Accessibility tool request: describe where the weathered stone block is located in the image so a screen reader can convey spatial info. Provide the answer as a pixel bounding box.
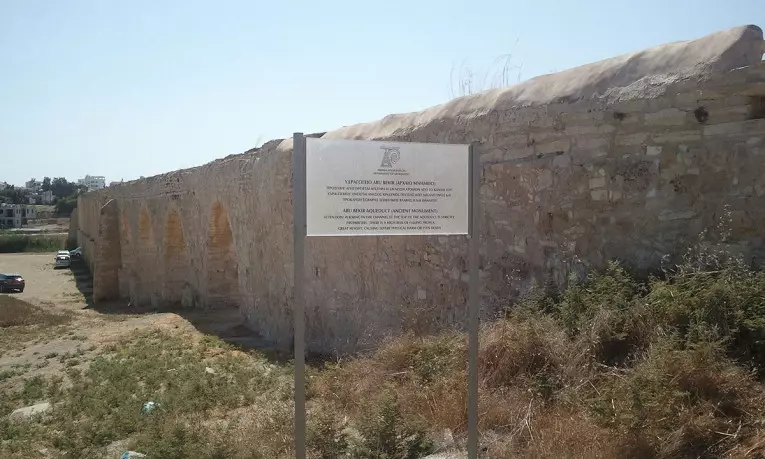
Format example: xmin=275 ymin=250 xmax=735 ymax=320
xmin=537 ymin=169 xmax=554 ymax=190
xmin=645 ymin=108 xmax=688 ymax=126
xmin=575 ymin=137 xmax=610 ymax=150
xmin=534 ymin=139 xmax=571 ymax=155
xmin=589 ymin=177 xmax=607 ymax=189
xmin=616 ymin=132 xmax=650 ymax=146
xmin=704 ymin=121 xmax=746 ymax=136
xmin=646 ymin=146 xmax=663 ymax=156
xmin=653 ymin=130 xmax=702 ymax=143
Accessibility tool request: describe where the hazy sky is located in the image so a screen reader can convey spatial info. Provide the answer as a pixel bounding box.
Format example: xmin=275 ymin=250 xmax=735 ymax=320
xmin=1 ymin=1 xmax=763 ymax=186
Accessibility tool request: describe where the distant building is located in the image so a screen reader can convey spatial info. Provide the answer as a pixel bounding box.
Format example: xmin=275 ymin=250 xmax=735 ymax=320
xmin=77 ymin=175 xmax=106 ymax=191
xmin=0 ymin=204 xmax=36 ymax=228
xmin=41 ymin=190 xmax=54 ymax=204
xmin=25 ymin=178 xmax=42 ymax=191
xmin=108 ymin=180 xmax=124 ymax=187
xmin=0 ymin=181 xmax=8 ymax=190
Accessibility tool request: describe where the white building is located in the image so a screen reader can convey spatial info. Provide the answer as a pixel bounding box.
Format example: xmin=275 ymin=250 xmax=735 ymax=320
xmin=25 ymin=178 xmax=42 ymax=191
xmin=0 ymin=204 xmax=36 ymax=228
xmin=77 ymin=175 xmax=106 ymax=191
xmin=41 ymin=190 xmax=54 ymax=204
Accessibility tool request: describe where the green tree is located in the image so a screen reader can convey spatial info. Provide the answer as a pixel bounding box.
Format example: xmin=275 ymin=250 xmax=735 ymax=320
xmin=42 ymin=177 xmax=51 ymax=192
xmin=50 ymin=177 xmax=76 ymax=198
xmin=0 ymin=185 xmax=29 ymax=204
xmin=54 ymin=195 xmax=78 ymax=216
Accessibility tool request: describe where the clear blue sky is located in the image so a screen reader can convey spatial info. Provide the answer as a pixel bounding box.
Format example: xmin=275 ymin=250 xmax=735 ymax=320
xmin=1 ymin=1 xmax=762 ymax=186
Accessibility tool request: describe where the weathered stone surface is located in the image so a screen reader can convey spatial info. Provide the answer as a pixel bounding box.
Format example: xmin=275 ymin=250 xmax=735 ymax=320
xmin=77 ymin=25 xmax=765 ymax=354
xmin=8 ymin=402 xmax=51 ymax=422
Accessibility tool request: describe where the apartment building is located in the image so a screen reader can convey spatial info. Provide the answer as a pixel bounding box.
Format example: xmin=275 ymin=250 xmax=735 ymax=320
xmin=0 ymin=204 xmax=36 ymax=228
xmin=77 ymin=175 xmax=106 ymax=191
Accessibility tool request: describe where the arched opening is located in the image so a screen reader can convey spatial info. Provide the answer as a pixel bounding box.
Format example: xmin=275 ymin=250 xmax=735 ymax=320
xmin=93 ymin=200 xmax=121 ymax=301
xmin=163 ymin=208 xmax=189 ymax=305
xmin=206 ymin=202 xmax=239 ymax=309
xmin=135 ymin=205 xmax=157 ymax=306
xmin=121 ymin=208 xmax=132 ymax=246
xmin=117 ymin=207 xmax=133 ymax=299
xmin=138 ymin=206 xmax=154 ymax=246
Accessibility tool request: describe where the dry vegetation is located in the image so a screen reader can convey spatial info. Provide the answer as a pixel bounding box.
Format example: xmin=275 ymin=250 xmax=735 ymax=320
xmin=2 ymin=221 xmax=765 ymax=458
xmin=309 ymin=236 xmax=765 ymax=458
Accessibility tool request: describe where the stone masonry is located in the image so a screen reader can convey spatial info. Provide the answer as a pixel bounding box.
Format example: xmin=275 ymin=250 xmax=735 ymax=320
xmin=78 ymin=25 xmax=765 ymax=353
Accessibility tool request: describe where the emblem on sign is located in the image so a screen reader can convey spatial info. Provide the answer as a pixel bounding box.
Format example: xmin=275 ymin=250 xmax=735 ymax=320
xmin=379 ymin=146 xmax=401 ymax=168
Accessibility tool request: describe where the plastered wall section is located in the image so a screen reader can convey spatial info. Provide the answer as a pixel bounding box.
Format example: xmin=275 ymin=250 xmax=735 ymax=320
xmin=78 ymin=62 xmax=765 ymax=354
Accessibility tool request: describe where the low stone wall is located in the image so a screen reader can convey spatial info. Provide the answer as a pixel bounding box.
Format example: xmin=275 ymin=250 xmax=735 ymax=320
xmin=78 ymin=25 xmax=765 ymax=353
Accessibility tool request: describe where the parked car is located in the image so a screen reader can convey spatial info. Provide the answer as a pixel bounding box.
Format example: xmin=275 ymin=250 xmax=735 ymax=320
xmin=0 ymin=273 xmax=25 ymax=293
xmin=55 ymin=250 xmax=71 ymax=269
xmin=69 ymin=247 xmax=82 ymax=259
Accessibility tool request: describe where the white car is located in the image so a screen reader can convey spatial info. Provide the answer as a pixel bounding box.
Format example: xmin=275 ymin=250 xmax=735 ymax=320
xmin=54 ymin=251 xmax=71 ymax=269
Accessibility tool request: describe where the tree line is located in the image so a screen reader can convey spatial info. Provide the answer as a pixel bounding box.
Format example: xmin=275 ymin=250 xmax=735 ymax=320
xmin=0 ymin=177 xmax=86 ymax=216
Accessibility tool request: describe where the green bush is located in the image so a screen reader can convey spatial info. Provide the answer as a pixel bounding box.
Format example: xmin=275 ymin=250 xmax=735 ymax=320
xmin=557 ymin=261 xmax=652 ymax=365
xmin=647 ymin=264 xmax=765 ymax=365
xmin=308 ymin=404 xmax=349 ymax=459
xmin=354 ymin=389 xmax=433 ymax=459
xmin=589 ymin=332 xmax=757 ymax=458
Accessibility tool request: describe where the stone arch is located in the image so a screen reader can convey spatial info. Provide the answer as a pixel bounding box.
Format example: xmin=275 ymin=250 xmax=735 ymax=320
xmin=121 ymin=207 xmax=132 ymax=247
xmin=117 ymin=206 xmax=133 ymax=300
xmin=138 ymin=206 xmax=154 ymax=246
xmin=93 ymin=200 xmax=121 ymax=301
xmin=162 ymin=207 xmax=189 ymax=305
xmin=134 ymin=205 xmax=158 ymax=306
xmin=205 ymin=201 xmax=239 ymax=308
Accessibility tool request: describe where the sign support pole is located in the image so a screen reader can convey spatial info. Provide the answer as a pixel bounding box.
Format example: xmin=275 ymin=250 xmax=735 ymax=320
xmin=292 ymin=132 xmax=307 ymax=459
xmin=467 ymin=143 xmax=481 ymax=459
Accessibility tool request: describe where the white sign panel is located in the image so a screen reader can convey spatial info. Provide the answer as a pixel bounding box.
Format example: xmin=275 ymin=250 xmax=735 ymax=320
xmin=305 ymin=138 xmax=470 ymax=236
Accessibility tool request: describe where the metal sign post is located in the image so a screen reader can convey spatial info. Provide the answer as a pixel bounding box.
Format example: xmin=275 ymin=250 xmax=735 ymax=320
xmin=467 ymin=143 xmax=480 ymax=459
xmin=292 ymin=133 xmax=307 ymax=459
xmin=291 ymin=133 xmax=480 ymax=459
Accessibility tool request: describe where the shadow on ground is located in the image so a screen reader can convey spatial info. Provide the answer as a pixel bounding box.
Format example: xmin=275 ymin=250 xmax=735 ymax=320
xmin=68 ymin=259 xmax=293 ymax=363
xmin=69 ymin=259 xmax=94 ymax=308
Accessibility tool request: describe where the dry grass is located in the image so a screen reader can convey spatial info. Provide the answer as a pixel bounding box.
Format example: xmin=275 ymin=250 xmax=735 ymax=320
xmin=0 ymin=297 xmax=73 ymax=353
xmin=0 ymin=328 xmax=295 ymax=459
xmin=309 ymin=257 xmax=765 ymax=458
xmin=0 ymin=296 xmax=71 ymax=328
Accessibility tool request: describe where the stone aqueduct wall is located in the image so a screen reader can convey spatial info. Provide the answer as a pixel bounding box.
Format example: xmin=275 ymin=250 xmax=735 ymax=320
xmin=79 ymin=26 xmax=765 ymax=353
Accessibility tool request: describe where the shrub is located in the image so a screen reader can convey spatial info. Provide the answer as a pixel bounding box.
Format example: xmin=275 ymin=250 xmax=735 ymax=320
xmin=479 ymin=315 xmax=567 ymax=391
xmin=0 ymin=234 xmax=66 ymax=253
xmin=353 ymin=389 xmax=433 ymax=459
xmin=557 ymin=261 xmax=653 ymax=365
xmin=647 ymin=265 xmax=765 ymax=366
xmin=590 ymin=333 xmax=762 ymax=458
xmin=308 ymin=404 xmax=349 ymax=459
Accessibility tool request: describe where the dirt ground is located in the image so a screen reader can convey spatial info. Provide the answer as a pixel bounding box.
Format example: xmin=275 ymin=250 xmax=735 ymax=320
xmin=0 ymin=253 xmax=258 ymax=388
xmin=0 ymin=253 xmax=298 ymax=458
xmin=0 ymin=254 xmax=185 ymax=382
xmin=0 ymin=252 xmax=88 ymax=305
